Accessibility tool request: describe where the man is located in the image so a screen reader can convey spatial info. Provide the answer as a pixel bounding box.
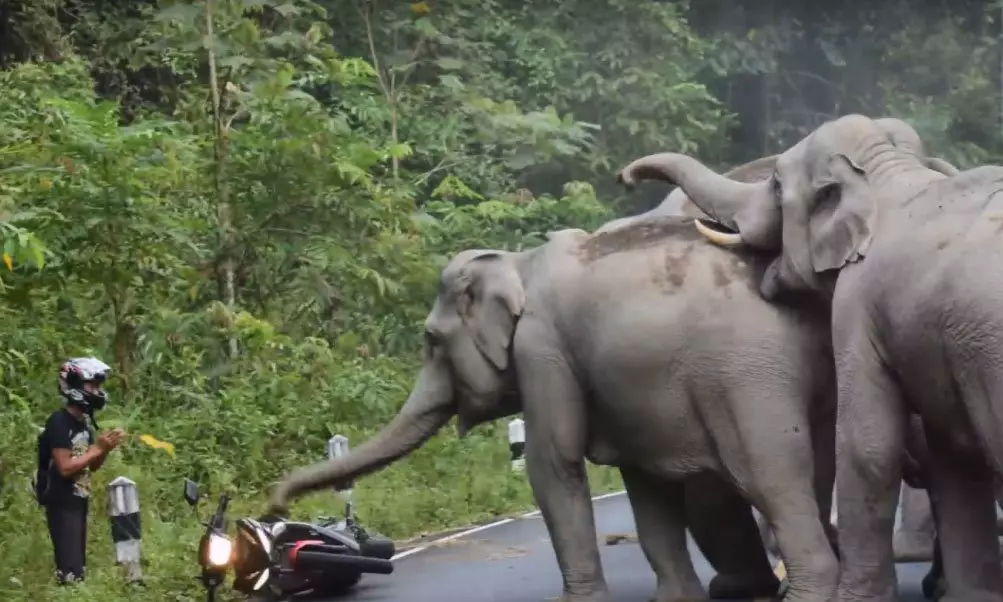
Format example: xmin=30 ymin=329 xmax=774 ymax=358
xmin=35 ymin=357 xmax=124 ymax=585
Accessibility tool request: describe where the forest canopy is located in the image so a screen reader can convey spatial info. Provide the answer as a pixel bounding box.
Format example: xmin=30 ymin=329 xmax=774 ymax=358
xmin=1 ymin=1 xmax=1000 ymax=600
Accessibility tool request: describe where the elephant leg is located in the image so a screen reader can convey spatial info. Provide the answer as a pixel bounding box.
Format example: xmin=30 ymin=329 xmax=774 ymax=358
xmin=995 ymin=478 xmax=1003 ymax=533
xmin=684 ymin=473 xmax=779 ymax=600
xmin=726 ymin=391 xmax=837 ymax=602
xmin=809 ymin=390 xmax=839 ymax=558
xmin=833 ymin=332 xmax=907 ymax=602
xmin=894 ymin=482 xmax=936 ymax=562
xmin=622 ymin=469 xmax=706 ymax=602
xmin=922 ymin=532 xmax=945 ymax=600
xmin=516 ymin=325 xmax=609 ymax=602
xmin=923 ymin=432 xmax=1002 ymax=602
xmin=752 ymin=508 xmax=780 ymax=558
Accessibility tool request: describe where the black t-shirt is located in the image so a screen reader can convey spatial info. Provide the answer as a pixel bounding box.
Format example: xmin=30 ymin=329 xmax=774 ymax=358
xmin=36 ymin=408 xmax=94 ymax=504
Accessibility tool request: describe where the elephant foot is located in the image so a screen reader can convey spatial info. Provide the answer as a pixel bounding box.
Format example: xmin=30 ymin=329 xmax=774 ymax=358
xmin=893 ymin=532 xmax=935 ymax=563
xmin=921 ymin=571 xmax=944 ymax=601
xmin=708 ymin=572 xmax=780 ymax=599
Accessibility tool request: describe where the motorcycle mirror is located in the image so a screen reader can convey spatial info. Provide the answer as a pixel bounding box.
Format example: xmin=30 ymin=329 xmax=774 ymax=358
xmin=184 ymin=479 xmax=200 ymax=507
xmin=328 ymin=434 xmax=355 ymax=492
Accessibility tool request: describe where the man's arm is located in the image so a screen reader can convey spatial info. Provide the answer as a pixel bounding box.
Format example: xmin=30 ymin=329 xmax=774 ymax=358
xmin=90 ymin=428 xmax=124 ymax=471
xmin=51 ymin=445 xmax=107 ymax=478
xmin=48 ymin=421 xmax=108 ymax=478
xmin=89 ymin=443 xmax=109 ymax=471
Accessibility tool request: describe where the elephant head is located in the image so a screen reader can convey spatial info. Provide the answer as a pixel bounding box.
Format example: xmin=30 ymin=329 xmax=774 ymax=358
xmin=267 ymin=249 xmax=526 ymax=513
xmin=616 ymin=115 xmax=956 ymax=300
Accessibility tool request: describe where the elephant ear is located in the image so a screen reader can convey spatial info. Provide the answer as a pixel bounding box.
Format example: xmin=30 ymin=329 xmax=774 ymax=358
xmin=457 ymin=252 xmax=525 ymax=371
xmin=807 ymin=153 xmax=876 ymax=273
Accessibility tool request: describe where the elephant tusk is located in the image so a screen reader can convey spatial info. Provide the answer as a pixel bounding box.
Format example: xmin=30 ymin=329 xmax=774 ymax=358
xmin=694 ymin=218 xmax=744 ymax=247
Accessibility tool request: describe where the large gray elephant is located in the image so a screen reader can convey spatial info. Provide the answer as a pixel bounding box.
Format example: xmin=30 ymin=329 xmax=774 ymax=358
xmin=266 ymin=218 xmax=842 ymax=602
xmin=602 ymin=118 xmax=959 ymax=569
xmin=615 ymin=113 xmax=1003 ymax=602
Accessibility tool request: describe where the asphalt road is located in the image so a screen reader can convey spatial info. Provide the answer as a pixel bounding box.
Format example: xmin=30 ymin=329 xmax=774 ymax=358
xmin=334 ymin=492 xmax=934 ymax=602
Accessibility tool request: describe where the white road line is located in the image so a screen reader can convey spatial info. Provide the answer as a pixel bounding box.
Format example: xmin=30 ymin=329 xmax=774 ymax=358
xmin=390 ymin=490 xmax=627 ymax=561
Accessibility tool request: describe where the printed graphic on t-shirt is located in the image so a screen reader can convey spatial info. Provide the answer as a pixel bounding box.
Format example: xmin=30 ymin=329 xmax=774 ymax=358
xmin=69 ymin=430 xmax=91 ymax=498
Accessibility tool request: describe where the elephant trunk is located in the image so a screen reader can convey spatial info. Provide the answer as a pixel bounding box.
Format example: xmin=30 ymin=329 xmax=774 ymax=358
xmin=617 ymin=153 xmax=780 ymax=251
xmin=268 ymin=352 xmax=455 ymax=512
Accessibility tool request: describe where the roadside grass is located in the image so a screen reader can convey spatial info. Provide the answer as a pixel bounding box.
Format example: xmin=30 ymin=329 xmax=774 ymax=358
xmin=0 ymin=414 xmax=623 ymax=602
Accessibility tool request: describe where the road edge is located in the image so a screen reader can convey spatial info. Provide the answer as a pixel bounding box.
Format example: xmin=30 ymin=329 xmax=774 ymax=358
xmin=390 ymin=490 xmax=627 ymax=561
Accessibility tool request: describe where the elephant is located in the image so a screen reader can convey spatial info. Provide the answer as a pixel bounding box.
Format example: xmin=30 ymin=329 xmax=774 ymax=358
xmin=601 ymin=118 xmax=960 ymax=569
xmin=266 ymin=216 xmax=843 ymax=602
xmin=615 ymin=112 xmax=1003 ymax=602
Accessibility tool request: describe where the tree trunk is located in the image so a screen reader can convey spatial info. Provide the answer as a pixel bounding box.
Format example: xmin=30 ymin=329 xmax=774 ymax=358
xmin=205 ymin=0 xmax=238 ymax=359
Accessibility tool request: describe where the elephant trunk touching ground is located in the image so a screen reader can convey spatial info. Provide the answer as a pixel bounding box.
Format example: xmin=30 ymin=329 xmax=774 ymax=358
xmin=268 ymin=224 xmax=842 ymax=602
xmin=269 ymin=353 xmax=458 ymax=509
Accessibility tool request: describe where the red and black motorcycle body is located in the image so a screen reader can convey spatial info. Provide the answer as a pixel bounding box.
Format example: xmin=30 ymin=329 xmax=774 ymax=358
xmin=231 ymin=516 xmax=395 ymax=598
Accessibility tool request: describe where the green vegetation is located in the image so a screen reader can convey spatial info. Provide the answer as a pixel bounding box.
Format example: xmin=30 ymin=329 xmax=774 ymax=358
xmin=0 ymin=1 xmax=1000 ymax=601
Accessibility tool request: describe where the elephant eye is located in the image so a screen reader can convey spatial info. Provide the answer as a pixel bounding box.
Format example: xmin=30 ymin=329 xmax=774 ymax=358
xmin=424 ymin=330 xmax=442 ymax=348
xmin=770 ymin=173 xmax=782 ymax=199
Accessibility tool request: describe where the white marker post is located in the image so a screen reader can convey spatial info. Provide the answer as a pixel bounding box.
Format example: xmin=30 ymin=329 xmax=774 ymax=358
xmin=328 ymin=434 xmax=355 ymax=526
xmin=107 ymin=476 xmax=142 ymax=583
xmin=508 ymin=418 xmax=526 ymax=471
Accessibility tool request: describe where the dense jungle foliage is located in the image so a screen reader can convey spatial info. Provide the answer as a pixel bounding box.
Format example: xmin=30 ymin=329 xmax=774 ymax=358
xmin=1 ymin=1 xmax=1001 ymax=600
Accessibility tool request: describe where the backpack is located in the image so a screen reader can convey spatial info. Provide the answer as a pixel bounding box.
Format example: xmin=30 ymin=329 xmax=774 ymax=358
xmin=34 ymin=428 xmax=53 ymax=506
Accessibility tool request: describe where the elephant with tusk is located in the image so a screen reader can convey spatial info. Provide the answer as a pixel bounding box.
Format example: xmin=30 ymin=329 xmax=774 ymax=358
xmin=617 ymin=113 xmax=1003 ymax=602
xmin=267 ymin=216 xmax=843 ymax=602
xmin=603 ymin=117 xmax=960 ymax=571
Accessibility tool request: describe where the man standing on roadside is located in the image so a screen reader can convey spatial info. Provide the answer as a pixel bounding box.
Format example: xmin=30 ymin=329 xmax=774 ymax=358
xmin=36 ymin=357 xmax=124 ymax=585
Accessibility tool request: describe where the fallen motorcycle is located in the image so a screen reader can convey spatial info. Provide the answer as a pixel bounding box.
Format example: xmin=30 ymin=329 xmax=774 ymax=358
xmin=183 ymin=478 xmax=395 ymax=601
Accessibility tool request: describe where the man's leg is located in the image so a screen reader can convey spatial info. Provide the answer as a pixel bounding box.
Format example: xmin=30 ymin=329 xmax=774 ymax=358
xmin=76 ymin=498 xmax=88 ymax=581
xmin=46 ymin=499 xmax=88 ymax=584
xmin=64 ymin=498 xmax=88 ymax=582
xmin=44 ymin=502 xmax=68 ymax=583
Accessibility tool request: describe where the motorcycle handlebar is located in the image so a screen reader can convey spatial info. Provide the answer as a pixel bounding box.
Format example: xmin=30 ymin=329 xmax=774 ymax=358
xmin=209 ymin=493 xmax=230 ymax=530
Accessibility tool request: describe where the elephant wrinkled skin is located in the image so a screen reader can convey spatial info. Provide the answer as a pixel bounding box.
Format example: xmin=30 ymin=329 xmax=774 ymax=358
xmin=267 ymin=217 xmax=840 ymax=602
xmin=617 ymin=113 xmax=1003 ymax=602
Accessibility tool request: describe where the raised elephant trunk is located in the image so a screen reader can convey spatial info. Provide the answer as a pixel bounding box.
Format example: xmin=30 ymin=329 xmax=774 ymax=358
xmin=616 ymin=153 xmax=780 ymax=251
xmin=268 ymin=351 xmax=456 ymax=512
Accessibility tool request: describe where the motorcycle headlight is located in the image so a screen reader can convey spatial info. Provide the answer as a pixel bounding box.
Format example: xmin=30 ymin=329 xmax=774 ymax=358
xmin=206 ymin=533 xmax=233 ymax=568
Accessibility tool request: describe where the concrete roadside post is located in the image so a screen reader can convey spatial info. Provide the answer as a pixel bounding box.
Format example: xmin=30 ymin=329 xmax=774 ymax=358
xmin=107 ymin=476 xmax=143 ymax=583
xmin=508 ymin=418 xmax=525 ymax=471
xmin=328 ymin=434 xmax=355 ymax=525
